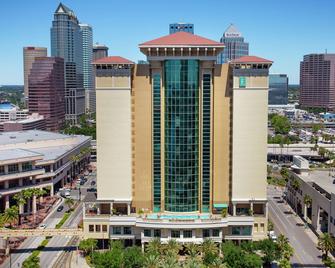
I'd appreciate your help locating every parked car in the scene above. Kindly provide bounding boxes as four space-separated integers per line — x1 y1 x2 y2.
80 180 85 185
57 205 64 212
269 230 277 242
64 192 71 197
39 224 47 229
91 181 96 186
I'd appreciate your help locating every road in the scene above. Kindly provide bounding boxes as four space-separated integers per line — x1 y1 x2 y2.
268 185 325 267
1 171 96 268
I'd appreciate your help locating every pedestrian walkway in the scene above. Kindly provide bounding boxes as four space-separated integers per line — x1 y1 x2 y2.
70 250 90 268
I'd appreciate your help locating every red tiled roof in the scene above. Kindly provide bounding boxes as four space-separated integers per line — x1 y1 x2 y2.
93 56 134 64
231 56 273 63
139 32 223 47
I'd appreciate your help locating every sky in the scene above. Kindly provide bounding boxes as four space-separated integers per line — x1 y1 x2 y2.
0 0 334 85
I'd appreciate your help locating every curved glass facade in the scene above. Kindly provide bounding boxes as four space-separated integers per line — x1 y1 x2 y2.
164 60 199 212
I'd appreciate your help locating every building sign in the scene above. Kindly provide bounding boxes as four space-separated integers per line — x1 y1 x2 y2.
239 77 246 88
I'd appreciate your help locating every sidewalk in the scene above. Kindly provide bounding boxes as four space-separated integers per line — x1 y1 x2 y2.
70 250 90 268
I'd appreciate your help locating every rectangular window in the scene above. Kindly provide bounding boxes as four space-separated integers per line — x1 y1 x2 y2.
183 230 192 238
22 162 32 171
8 164 18 174
0 166 5 175
202 229 210 238
113 226 121 235
212 229 220 237
171 230 180 238
152 72 161 212
95 225 101 232
124 227 132 235
260 223 265 232
89 225 94 232
102 225 107 232
144 229 151 237
202 73 211 212
154 229 161 238
232 226 252 236
239 76 246 88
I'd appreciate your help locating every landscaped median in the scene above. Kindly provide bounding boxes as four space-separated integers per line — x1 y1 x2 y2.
22 200 77 268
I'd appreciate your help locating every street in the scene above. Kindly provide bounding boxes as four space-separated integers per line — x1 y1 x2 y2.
268 185 325 267
0 171 96 268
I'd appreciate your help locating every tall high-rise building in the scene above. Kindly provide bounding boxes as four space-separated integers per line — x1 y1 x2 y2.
217 24 249 64
23 47 47 104
79 24 94 113
169 23 194 34
51 3 85 124
269 74 289 105
28 57 65 132
83 31 272 244
300 54 335 110
93 44 109 61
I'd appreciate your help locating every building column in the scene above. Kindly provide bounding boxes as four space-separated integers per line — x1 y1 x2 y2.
5 196 9 210
265 202 268 217
19 203 24 214
250 202 254 213
27 198 31 213
141 242 144 253
97 206 100 215
4 181 9 189
127 203 131 215
61 178 64 188
50 185 54 196
110 202 114 215
233 203 236 216
19 178 23 187
32 195 37 214
304 204 308 221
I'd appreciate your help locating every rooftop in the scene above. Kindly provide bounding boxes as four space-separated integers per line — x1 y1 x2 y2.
231 55 272 64
0 148 42 162
93 56 134 65
298 170 335 195
139 31 223 47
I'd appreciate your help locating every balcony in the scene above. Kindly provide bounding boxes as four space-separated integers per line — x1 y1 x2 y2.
0 180 53 195
0 168 45 181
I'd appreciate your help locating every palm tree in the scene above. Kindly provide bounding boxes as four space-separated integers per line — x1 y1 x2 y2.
159 255 179 268
143 254 160 268
4 206 19 228
164 239 181 257
13 192 26 225
290 178 301 191
64 198 75 211
183 258 204 268
201 239 218 256
318 233 335 259
185 243 199 259
146 238 161 256
303 194 312 220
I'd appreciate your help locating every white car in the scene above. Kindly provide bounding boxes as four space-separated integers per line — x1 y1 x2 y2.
64 192 71 197
269 231 277 241
39 224 47 229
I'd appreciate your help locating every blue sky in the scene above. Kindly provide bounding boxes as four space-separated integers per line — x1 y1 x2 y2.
0 0 334 85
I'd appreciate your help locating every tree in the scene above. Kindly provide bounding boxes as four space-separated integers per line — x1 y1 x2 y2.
318 233 335 259
64 198 75 210
159 255 179 268
143 254 160 268
255 238 281 265
164 239 181 257
271 115 291 135
13 192 26 225
146 237 162 256
22 255 40 268
185 243 200 259
123 246 144 268
312 123 324 134
3 206 19 228
318 147 328 158
201 239 219 266
290 178 301 191
303 194 312 208
78 238 98 256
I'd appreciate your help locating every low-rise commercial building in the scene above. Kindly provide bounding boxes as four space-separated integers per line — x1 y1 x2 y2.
0 113 46 132
287 156 335 236
0 130 91 213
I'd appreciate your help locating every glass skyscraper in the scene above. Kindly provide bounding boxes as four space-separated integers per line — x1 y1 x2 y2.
79 24 94 113
51 3 85 124
169 23 194 34
269 74 288 105
217 24 249 64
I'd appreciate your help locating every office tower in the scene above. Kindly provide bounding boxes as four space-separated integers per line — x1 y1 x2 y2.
93 44 108 61
28 57 65 131
79 24 94 113
300 54 335 110
83 31 272 245
169 23 194 34
217 24 249 64
51 3 85 124
23 47 47 104
269 74 289 105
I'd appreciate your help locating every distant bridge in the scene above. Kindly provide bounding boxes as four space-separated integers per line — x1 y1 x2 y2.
0 228 83 238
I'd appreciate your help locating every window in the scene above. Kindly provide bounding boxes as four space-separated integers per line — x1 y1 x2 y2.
254 223 258 232
95 225 101 232
124 227 132 235
22 162 32 171
102 225 107 232
0 166 4 175
212 229 220 237
8 164 18 174
260 223 265 232
113 226 121 235
144 229 151 237
171 230 180 238
154 229 161 238
202 229 210 238
89 225 94 232
239 76 246 88
232 226 252 236
183 230 192 238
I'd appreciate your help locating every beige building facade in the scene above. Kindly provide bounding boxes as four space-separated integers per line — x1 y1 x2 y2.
84 32 272 245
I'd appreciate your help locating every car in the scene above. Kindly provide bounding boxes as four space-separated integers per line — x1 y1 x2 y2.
80 180 85 185
91 181 96 186
64 192 71 197
57 205 64 212
39 224 47 229
87 187 97 192
269 230 277 242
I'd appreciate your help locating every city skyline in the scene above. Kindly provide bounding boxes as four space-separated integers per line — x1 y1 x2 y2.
1 0 334 85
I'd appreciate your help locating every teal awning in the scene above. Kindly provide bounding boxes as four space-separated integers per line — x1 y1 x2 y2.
213 203 228 209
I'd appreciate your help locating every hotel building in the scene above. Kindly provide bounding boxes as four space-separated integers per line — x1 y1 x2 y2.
83 32 272 246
